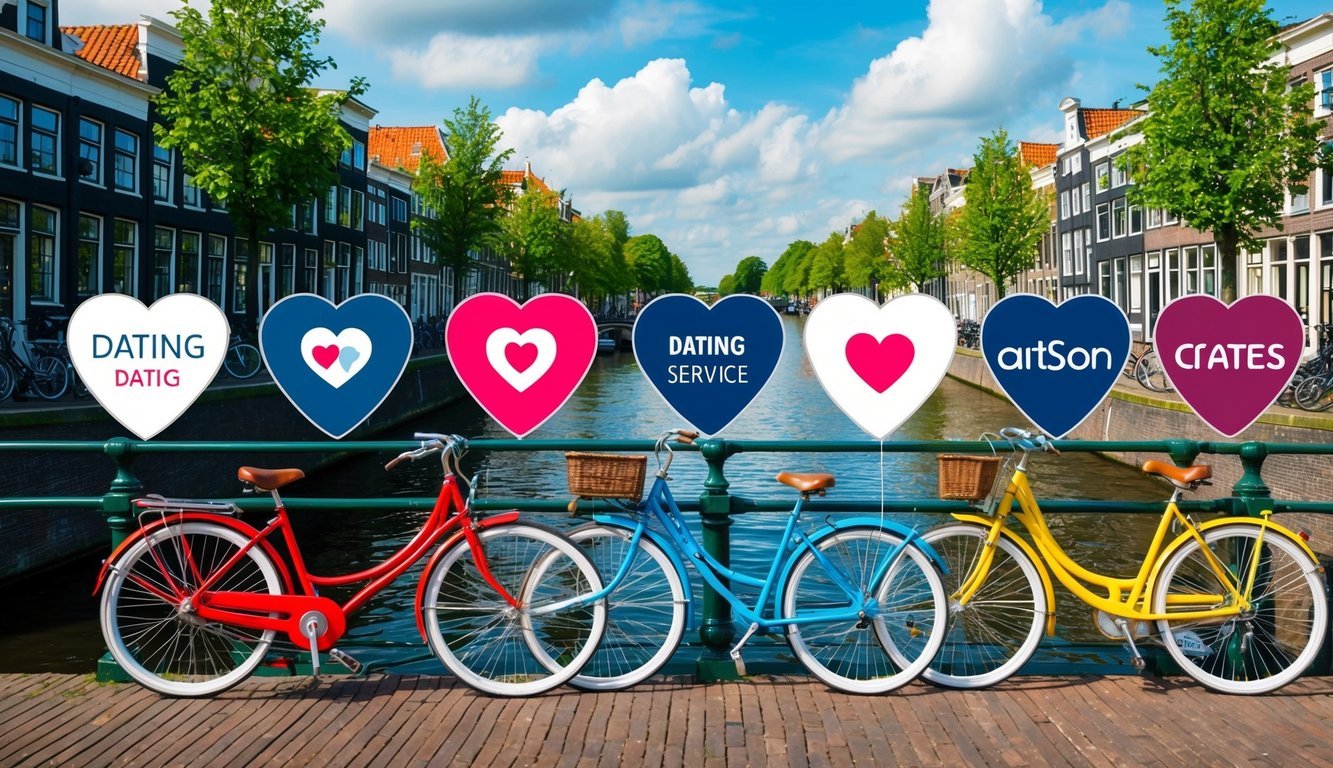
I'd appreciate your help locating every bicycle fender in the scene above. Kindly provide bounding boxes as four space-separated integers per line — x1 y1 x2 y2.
590 513 696 630
949 512 1059 638
773 518 948 611
412 511 521 641
1145 517 1323 601
92 513 293 596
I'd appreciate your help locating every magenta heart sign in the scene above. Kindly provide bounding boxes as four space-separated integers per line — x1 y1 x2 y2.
1153 295 1304 437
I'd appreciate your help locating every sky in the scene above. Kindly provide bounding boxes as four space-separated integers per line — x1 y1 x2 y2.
60 0 1333 286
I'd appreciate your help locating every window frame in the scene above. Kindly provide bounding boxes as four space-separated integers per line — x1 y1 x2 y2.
113 129 139 194
29 205 58 304
152 144 173 204
112 218 137 296
0 95 19 169
78 117 102 185
29 104 59 177
76 213 101 297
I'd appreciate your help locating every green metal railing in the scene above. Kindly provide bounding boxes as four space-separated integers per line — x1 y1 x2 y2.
3 435 1332 678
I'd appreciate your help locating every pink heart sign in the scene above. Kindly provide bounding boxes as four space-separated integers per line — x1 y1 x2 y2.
312 345 340 370
845 333 915 393
1153 295 1304 437
445 292 597 438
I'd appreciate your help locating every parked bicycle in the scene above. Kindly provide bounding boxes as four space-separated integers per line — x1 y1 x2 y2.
1285 323 1333 410
24 315 89 400
96 434 607 697
923 427 1326 694
1133 342 1174 394
956 319 981 350
218 333 263 379
0 316 69 401
537 429 949 694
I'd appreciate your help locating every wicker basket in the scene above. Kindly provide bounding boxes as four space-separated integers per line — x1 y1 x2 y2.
566 452 648 502
936 454 1003 501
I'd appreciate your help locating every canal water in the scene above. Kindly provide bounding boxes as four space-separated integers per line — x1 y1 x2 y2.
1 314 1170 674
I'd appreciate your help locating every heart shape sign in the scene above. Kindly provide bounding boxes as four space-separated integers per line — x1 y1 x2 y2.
1153 294 1303 437
68 293 229 440
261 293 413 439
981 294 1130 438
301 328 372 389
445 292 597 438
633 293 784 435
804 293 955 439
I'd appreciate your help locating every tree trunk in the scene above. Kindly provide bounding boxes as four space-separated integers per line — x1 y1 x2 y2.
245 220 261 339
1217 227 1240 304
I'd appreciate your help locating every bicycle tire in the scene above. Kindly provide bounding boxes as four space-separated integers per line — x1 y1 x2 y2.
781 526 947 694
421 522 606 697
70 365 90 399
0 358 15 402
920 523 1047 689
100 521 283 697
30 354 69 399
556 523 687 691
1153 523 1327 694
1293 375 1333 411
1134 350 1174 393
1121 352 1139 380
223 343 262 379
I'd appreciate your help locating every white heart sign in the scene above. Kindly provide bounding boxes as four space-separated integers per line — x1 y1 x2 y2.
485 327 557 393
68 293 230 440
804 293 956 439
300 327 373 389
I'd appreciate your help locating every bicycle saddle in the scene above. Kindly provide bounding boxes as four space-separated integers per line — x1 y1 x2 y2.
238 466 306 491
775 472 836 493
1140 460 1211 489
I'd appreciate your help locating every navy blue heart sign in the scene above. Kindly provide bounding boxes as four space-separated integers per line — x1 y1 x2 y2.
633 293 783 435
260 293 413 439
981 294 1130 438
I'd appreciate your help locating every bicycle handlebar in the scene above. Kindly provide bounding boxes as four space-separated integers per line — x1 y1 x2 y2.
385 434 467 471
997 427 1061 456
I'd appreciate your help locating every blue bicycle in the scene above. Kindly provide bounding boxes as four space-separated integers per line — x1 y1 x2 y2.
544 429 949 694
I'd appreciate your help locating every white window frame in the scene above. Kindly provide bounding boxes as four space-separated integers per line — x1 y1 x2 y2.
1129 204 1143 235
76 212 101 297
78 117 102 185
29 204 58 304
1060 191 1070 220
0 95 19 170
183 173 202 209
1112 198 1127 238
152 144 173 204
1095 162 1109 190
23 0 50 45
112 218 137 296
29 104 59 177
113 129 138 194
1096 202 1111 242
1318 69 1333 114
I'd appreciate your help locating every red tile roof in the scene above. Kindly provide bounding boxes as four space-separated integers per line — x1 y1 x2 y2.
62 25 140 80
368 126 446 173
500 168 553 194
1018 141 1058 167
1082 108 1143 139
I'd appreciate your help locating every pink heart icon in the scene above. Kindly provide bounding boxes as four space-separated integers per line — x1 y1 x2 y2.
312 345 340 370
845 333 915 393
445 293 597 438
1154 295 1304 437
505 342 539 374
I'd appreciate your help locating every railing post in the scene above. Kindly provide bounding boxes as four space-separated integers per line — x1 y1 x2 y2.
102 438 142 549
696 437 738 680
1233 442 1272 517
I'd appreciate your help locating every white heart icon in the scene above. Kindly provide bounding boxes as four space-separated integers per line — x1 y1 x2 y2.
68 293 230 440
300 327 373 389
804 293 956 439
485 327 557 393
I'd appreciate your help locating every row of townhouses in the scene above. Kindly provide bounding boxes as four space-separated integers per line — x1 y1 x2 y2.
0 0 574 346
922 13 1333 348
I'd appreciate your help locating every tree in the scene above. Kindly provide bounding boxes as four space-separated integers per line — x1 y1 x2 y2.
891 186 950 292
156 0 366 331
767 240 812 297
956 129 1048 300
781 240 817 298
1125 0 1322 302
808 232 845 294
843 211 891 298
625 234 672 295
413 97 515 308
667 253 694 293
732 256 768 294
717 274 736 296
498 185 567 300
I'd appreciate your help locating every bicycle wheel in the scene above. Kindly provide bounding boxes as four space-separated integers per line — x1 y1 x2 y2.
0 359 15 402
557 523 687 691
919 523 1046 689
1121 352 1139 380
70 365 90 399
100 521 283 697
223 343 262 379
781 526 946 694
1293 376 1333 411
1153 524 1327 694
1134 351 1174 393
30 354 69 399
421 522 606 696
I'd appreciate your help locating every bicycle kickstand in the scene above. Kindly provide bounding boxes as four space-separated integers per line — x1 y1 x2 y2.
729 623 760 677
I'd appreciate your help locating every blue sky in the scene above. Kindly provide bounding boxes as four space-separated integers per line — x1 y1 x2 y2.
62 0 1333 285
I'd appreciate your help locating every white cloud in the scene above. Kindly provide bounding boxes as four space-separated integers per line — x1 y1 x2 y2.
387 33 544 89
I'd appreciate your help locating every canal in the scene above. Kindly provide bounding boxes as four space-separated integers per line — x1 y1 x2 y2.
0 314 1170 675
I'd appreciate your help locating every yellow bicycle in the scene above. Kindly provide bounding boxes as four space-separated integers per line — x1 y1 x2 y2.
924 427 1328 694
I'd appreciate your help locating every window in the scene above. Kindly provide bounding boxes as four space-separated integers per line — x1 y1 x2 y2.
1070 187 1081 216
1096 203 1110 241
392 197 407 222
1099 260 1112 300
1147 207 1162 229
0 96 17 167
0 199 18 317
25 0 48 43
30 106 57 175
1318 69 1333 112
205 235 226 306
1095 162 1109 190
78 118 101 183
1113 161 1128 187
1083 227 1092 273
304 248 318 293
1080 182 1090 212
1163 208 1178 226
1073 229 1085 275
1184 246 1200 294
324 186 336 224
153 227 174 299
352 190 364 230
337 186 351 226
1202 245 1217 296
1112 198 1127 238
1322 143 1333 206
76 214 101 297
1290 185 1310 214
113 129 138 192
30 206 56 302
280 244 296 297
183 173 202 208
112 220 136 296
152 144 172 203
1130 254 1143 313
353 246 364 293
1129 205 1143 235
299 198 317 234
1060 191 1070 220
178 231 200 293
1167 248 1181 300
353 140 365 170
232 255 248 313
337 242 351 301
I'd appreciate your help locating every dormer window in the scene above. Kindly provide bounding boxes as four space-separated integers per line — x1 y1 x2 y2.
25 0 49 45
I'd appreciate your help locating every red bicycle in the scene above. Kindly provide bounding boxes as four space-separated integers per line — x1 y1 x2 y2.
95 434 606 697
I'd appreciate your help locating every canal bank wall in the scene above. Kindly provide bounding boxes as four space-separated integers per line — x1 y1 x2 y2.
947 348 1333 555
0 354 466 580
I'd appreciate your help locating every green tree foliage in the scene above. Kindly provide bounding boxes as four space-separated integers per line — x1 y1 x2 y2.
625 234 672 294
413 97 515 308
155 0 366 330
843 211 891 297
1125 0 1322 301
957 130 1048 300
498 185 567 300
732 256 768 294
808 233 846 293
781 240 817 297
570 213 628 298
717 274 736 296
667 253 694 293
765 240 812 297
890 185 950 292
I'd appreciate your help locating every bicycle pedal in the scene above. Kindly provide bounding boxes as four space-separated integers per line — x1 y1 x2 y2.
329 648 363 675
